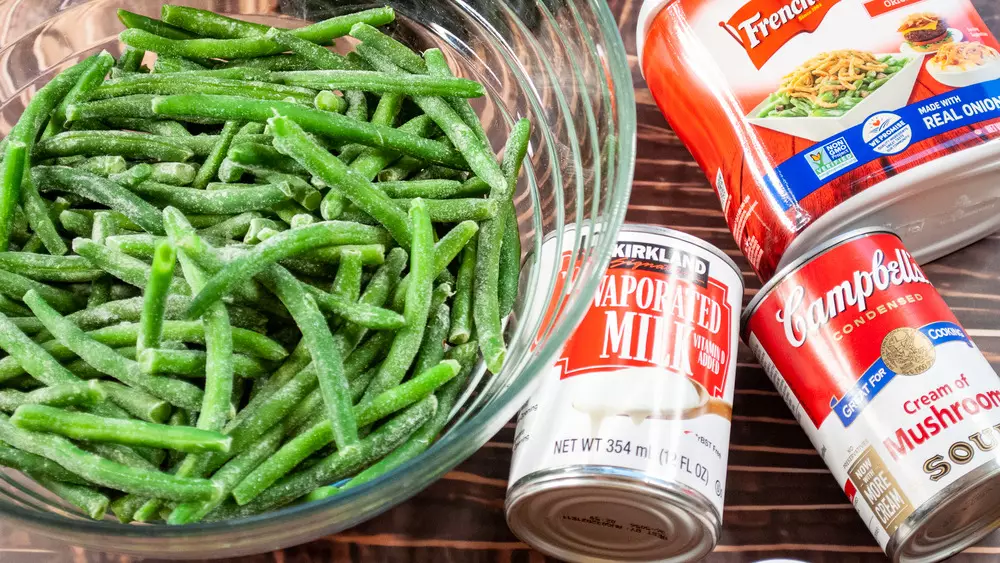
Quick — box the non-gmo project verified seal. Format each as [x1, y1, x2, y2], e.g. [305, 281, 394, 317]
[805, 137, 857, 180]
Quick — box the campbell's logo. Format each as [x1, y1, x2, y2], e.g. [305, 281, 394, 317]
[774, 248, 929, 347]
[720, 0, 842, 69]
[610, 242, 710, 287]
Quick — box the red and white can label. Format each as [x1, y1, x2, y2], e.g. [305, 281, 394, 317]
[745, 232, 1000, 550]
[510, 227, 742, 517]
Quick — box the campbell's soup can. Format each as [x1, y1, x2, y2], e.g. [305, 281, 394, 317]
[505, 224, 743, 562]
[743, 228, 1000, 562]
[638, 0, 1000, 281]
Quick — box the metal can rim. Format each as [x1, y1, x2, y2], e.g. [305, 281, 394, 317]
[886, 458, 1000, 563]
[533, 222, 742, 286]
[740, 226, 899, 340]
[617, 223, 744, 280]
[506, 465, 721, 562]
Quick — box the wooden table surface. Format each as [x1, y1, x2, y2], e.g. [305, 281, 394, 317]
[6, 1, 1000, 562]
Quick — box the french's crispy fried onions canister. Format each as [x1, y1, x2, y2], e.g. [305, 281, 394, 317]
[638, 0, 1000, 281]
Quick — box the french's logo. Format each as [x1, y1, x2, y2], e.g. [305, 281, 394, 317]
[720, 0, 842, 69]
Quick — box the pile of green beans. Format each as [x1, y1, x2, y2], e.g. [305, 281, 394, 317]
[0, 4, 528, 525]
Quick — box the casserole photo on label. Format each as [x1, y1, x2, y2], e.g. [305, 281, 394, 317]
[926, 41, 1000, 87]
[746, 50, 922, 142]
[898, 12, 962, 54]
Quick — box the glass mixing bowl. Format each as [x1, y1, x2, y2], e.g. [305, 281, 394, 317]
[0, 0, 635, 557]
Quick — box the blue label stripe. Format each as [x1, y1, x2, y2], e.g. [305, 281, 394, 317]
[763, 78, 1000, 212]
[830, 321, 971, 427]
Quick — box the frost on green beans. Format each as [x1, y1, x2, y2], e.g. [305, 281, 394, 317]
[0, 3, 528, 524]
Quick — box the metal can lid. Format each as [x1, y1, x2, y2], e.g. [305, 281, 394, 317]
[506, 467, 719, 563]
[888, 460, 1000, 563]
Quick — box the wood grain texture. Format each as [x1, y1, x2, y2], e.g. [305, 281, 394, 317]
[4, 1, 1000, 562]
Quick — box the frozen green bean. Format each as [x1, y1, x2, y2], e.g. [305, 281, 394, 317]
[44, 52, 117, 138]
[184, 221, 392, 318]
[73, 238, 188, 295]
[100, 381, 171, 424]
[149, 162, 197, 186]
[102, 117, 192, 137]
[138, 241, 177, 352]
[33, 166, 166, 234]
[139, 348, 271, 379]
[131, 181, 289, 215]
[449, 237, 476, 344]
[0, 267, 83, 313]
[74, 155, 128, 176]
[109, 163, 154, 188]
[232, 360, 457, 504]
[265, 28, 351, 71]
[0, 381, 105, 412]
[349, 23, 427, 74]
[0, 443, 89, 485]
[475, 119, 530, 372]
[270, 115, 412, 247]
[151, 95, 467, 169]
[362, 200, 434, 402]
[88, 74, 316, 105]
[169, 5, 394, 43]
[0, 413, 219, 501]
[120, 29, 283, 60]
[498, 205, 521, 318]
[0, 253, 102, 283]
[33, 475, 109, 520]
[192, 120, 240, 189]
[425, 48, 490, 145]
[118, 9, 196, 40]
[65, 95, 159, 122]
[390, 220, 478, 311]
[11, 405, 231, 453]
[35, 130, 194, 163]
[24, 290, 205, 410]
[233, 395, 435, 513]
[274, 70, 485, 98]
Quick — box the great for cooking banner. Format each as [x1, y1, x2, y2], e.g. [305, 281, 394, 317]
[640, 0, 1000, 280]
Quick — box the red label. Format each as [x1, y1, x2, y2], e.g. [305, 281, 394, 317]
[863, 0, 925, 18]
[534, 251, 577, 348]
[555, 251, 735, 399]
[844, 478, 857, 502]
[721, 0, 842, 69]
[746, 233, 960, 427]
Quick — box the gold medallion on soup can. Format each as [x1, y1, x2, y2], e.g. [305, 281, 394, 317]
[880, 327, 935, 376]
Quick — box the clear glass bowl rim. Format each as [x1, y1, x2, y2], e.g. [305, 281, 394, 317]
[0, 0, 637, 546]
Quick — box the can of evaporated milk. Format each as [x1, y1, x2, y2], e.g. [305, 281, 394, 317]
[506, 224, 743, 563]
[743, 228, 1000, 562]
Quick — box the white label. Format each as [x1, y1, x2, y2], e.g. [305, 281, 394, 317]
[509, 230, 742, 518]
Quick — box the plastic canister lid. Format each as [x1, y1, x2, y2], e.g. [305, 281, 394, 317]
[635, 0, 673, 76]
